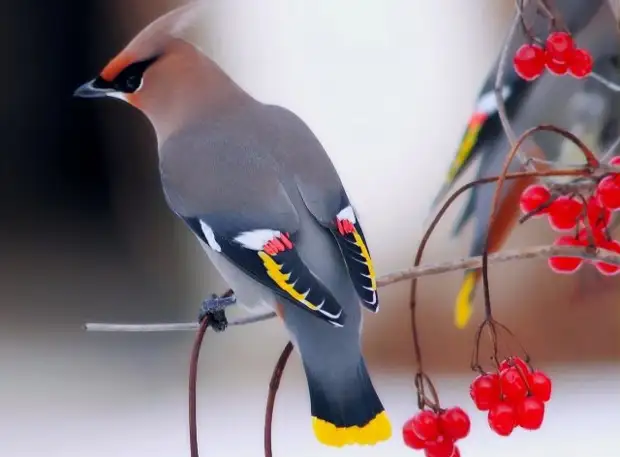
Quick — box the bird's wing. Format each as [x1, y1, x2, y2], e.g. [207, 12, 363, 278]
[257, 104, 380, 312]
[432, 68, 533, 205]
[160, 126, 346, 327]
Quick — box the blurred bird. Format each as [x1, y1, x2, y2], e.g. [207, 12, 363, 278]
[74, 2, 390, 447]
[558, 53, 620, 300]
[429, 0, 619, 328]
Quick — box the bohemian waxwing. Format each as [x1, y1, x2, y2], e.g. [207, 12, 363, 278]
[74, 2, 389, 447]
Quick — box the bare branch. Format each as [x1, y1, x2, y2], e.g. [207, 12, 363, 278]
[590, 71, 620, 92]
[495, 9, 521, 150]
[84, 244, 620, 333]
[84, 312, 277, 332]
[380, 244, 619, 285]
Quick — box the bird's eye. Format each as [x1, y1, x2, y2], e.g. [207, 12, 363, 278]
[112, 56, 159, 94]
[123, 74, 142, 93]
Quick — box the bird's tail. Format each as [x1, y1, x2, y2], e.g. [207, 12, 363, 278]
[304, 358, 391, 447]
[454, 270, 479, 329]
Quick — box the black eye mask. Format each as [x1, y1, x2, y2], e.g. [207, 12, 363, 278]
[93, 56, 159, 93]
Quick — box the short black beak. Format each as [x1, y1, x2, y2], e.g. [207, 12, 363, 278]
[73, 79, 110, 98]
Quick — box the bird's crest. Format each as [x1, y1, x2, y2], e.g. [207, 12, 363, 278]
[101, 1, 207, 81]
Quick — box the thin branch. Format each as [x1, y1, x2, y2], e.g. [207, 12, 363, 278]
[600, 133, 620, 163]
[495, 7, 523, 161]
[84, 312, 276, 332]
[590, 71, 620, 92]
[189, 289, 234, 457]
[481, 125, 599, 323]
[264, 342, 294, 457]
[189, 317, 209, 457]
[84, 243, 620, 334]
[380, 244, 620, 283]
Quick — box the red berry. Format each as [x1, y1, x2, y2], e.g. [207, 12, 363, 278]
[500, 367, 528, 402]
[545, 49, 569, 75]
[587, 197, 611, 229]
[529, 371, 552, 402]
[546, 32, 575, 63]
[424, 434, 455, 457]
[403, 417, 427, 449]
[597, 175, 620, 211]
[488, 402, 517, 436]
[520, 184, 551, 216]
[548, 196, 583, 231]
[548, 235, 585, 274]
[568, 48, 593, 78]
[451, 448, 461, 457]
[516, 397, 546, 430]
[439, 407, 471, 441]
[498, 356, 531, 376]
[412, 410, 440, 442]
[609, 157, 620, 167]
[513, 44, 546, 81]
[577, 227, 606, 246]
[470, 373, 501, 411]
[594, 239, 620, 276]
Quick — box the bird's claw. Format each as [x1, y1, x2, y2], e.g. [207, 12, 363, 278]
[206, 309, 228, 332]
[198, 293, 237, 332]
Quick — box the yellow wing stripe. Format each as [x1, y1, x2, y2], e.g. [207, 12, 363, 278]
[312, 411, 392, 447]
[352, 230, 377, 291]
[446, 117, 485, 182]
[258, 250, 319, 311]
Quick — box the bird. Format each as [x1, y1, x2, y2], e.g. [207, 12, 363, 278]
[557, 53, 620, 301]
[74, 2, 390, 447]
[428, 0, 619, 329]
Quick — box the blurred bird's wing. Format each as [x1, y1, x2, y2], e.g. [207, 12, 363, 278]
[430, 71, 529, 213]
[452, 4, 620, 329]
[430, 0, 605, 214]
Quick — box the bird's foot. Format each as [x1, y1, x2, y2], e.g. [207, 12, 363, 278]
[198, 293, 237, 333]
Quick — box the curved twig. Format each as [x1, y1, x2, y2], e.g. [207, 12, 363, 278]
[480, 125, 598, 322]
[189, 289, 234, 457]
[495, 7, 523, 158]
[83, 243, 620, 333]
[264, 342, 294, 457]
[408, 166, 587, 372]
[189, 316, 210, 457]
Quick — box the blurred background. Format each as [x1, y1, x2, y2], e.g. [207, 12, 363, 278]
[1, 0, 619, 456]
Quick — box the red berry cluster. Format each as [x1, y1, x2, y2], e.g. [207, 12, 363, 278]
[513, 32, 593, 81]
[519, 157, 620, 275]
[470, 356, 552, 437]
[402, 407, 471, 456]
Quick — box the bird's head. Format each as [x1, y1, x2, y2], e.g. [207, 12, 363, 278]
[74, 2, 243, 143]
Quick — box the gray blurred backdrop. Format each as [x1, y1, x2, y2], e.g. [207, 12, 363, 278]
[1, 1, 619, 456]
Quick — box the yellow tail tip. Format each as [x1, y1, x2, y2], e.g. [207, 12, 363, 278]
[455, 272, 477, 329]
[312, 411, 392, 447]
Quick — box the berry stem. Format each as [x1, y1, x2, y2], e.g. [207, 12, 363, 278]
[518, 195, 555, 224]
[495, 6, 525, 161]
[409, 167, 587, 388]
[415, 372, 441, 411]
[515, 0, 541, 45]
[471, 318, 532, 373]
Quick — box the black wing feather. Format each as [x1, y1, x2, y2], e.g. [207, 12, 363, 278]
[182, 215, 346, 326]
